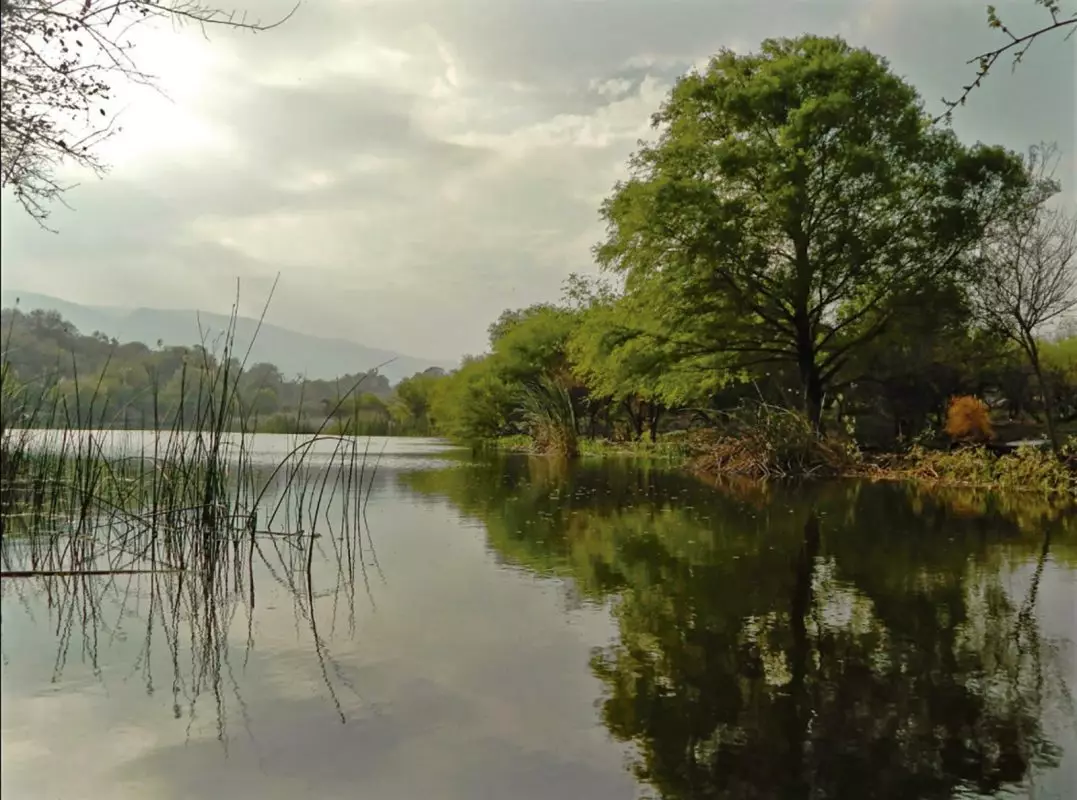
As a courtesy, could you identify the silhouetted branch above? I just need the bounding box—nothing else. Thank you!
[0,0,298,226]
[937,1,1076,123]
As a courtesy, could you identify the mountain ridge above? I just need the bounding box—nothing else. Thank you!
[0,290,455,384]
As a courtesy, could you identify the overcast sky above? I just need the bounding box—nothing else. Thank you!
[0,0,1073,362]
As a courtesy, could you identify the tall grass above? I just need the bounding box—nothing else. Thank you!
[1,284,383,572]
[691,402,859,478]
[1,287,391,738]
[519,377,579,458]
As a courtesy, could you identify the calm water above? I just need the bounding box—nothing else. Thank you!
[2,436,1076,799]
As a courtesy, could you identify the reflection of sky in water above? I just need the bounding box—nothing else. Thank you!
[2,453,1075,800]
[8,429,467,469]
[2,469,639,800]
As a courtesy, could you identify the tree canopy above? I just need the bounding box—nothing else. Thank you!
[596,35,1028,428]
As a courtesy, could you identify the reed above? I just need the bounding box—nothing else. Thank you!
[1,284,381,574]
[1,286,387,738]
[519,377,579,458]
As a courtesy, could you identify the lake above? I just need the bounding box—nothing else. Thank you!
[2,434,1075,799]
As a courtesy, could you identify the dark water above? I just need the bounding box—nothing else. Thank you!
[2,439,1075,799]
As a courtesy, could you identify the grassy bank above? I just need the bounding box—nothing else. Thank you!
[859,445,1072,494]
[492,432,692,461]
[485,404,1074,497]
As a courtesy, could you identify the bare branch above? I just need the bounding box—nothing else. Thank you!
[0,0,297,226]
[972,141,1077,450]
[937,1,1076,123]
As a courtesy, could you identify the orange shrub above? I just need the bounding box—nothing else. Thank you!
[945,395,994,443]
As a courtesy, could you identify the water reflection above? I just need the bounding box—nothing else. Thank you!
[403,456,1077,799]
[4,445,1074,798]
[1,456,387,749]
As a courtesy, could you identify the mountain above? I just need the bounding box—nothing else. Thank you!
[0,290,455,384]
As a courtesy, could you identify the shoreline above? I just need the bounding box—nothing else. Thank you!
[488,435,1076,498]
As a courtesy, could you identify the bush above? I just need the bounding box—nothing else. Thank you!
[945,395,993,444]
[900,444,1071,494]
[691,403,859,478]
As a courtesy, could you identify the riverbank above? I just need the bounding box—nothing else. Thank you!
[853,444,1073,494]
[489,432,1075,497]
[491,433,692,460]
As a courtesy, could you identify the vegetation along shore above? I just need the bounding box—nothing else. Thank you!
[5,35,1077,500]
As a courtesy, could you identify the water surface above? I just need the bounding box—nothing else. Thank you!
[3,437,1075,799]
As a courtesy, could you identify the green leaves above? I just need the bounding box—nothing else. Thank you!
[597,34,1025,426]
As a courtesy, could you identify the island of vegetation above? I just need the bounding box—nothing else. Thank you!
[4,35,1076,497]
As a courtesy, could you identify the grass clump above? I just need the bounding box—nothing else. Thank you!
[492,434,535,452]
[691,403,859,479]
[892,444,1072,494]
[491,432,691,461]
[519,378,579,458]
[577,433,691,461]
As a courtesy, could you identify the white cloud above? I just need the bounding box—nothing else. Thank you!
[1,0,1073,362]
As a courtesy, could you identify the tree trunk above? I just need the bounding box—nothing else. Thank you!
[623,398,644,441]
[795,317,824,433]
[1028,345,1061,455]
[648,405,662,443]
[799,360,824,433]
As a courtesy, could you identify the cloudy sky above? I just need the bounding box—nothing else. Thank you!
[1,0,1073,363]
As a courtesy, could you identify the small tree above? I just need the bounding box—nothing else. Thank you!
[974,143,1077,453]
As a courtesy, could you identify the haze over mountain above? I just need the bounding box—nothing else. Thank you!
[0,291,455,384]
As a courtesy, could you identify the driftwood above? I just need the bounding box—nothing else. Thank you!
[1,568,184,578]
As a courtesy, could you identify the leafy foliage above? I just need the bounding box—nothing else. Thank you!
[428,356,513,442]
[596,35,1027,428]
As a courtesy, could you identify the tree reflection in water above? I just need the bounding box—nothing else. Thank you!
[404,456,1076,799]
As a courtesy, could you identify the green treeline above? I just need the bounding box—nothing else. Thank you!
[5,36,1075,452]
[410,36,1077,453]
[0,306,446,435]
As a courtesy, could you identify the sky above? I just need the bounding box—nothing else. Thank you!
[0,0,1073,363]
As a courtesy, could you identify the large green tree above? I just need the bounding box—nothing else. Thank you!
[597,35,1027,429]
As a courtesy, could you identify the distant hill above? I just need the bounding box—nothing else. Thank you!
[0,290,455,384]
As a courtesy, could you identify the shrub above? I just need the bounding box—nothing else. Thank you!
[944,395,994,444]
[900,444,1071,494]
[691,403,859,478]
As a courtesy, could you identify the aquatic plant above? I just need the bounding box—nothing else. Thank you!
[0,286,381,569]
[691,403,859,479]
[519,377,579,458]
[886,444,1073,495]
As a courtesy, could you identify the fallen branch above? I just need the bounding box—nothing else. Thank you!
[1,567,184,577]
